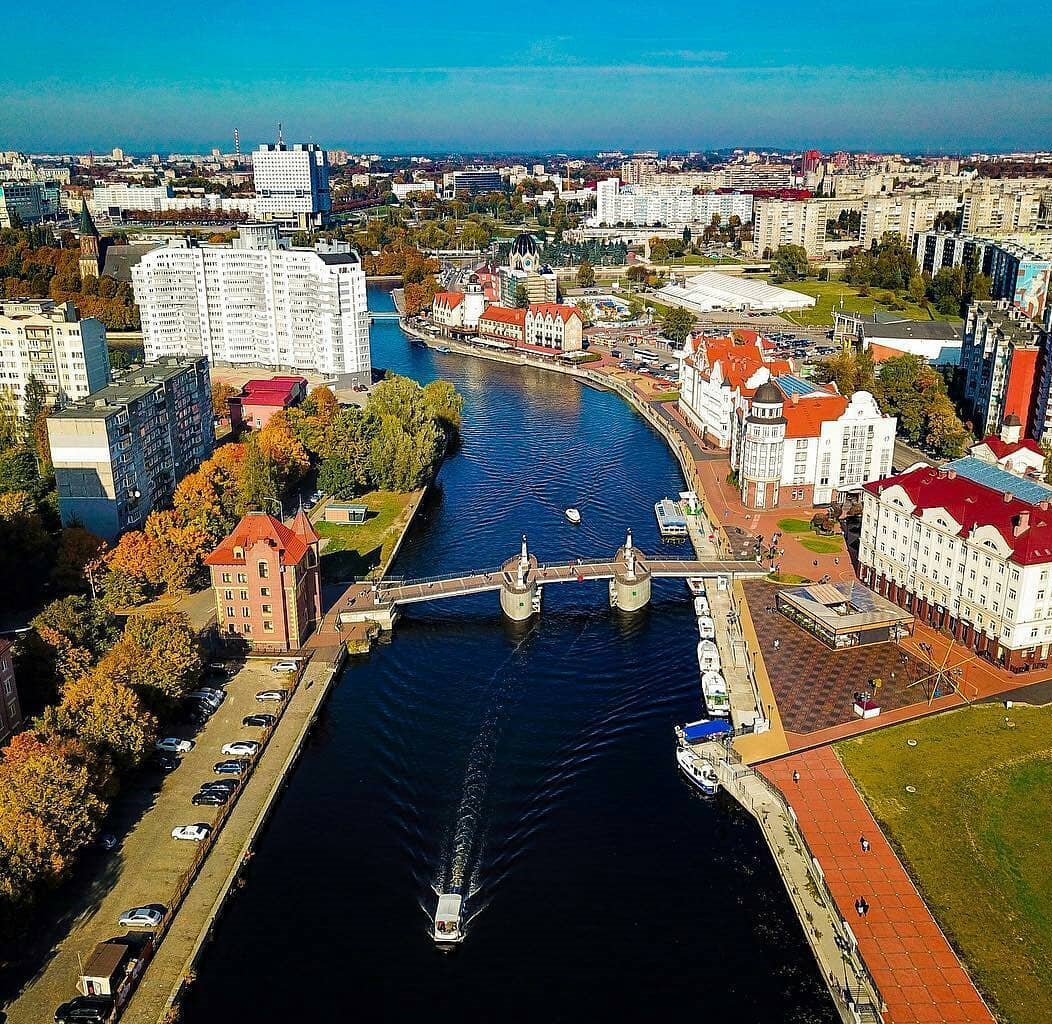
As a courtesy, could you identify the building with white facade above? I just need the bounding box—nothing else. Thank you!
[859,193,954,248]
[252,143,331,229]
[655,273,816,315]
[595,178,753,228]
[132,224,370,384]
[89,183,256,220]
[523,304,583,351]
[47,357,214,541]
[0,299,110,416]
[431,283,487,334]
[858,438,1052,673]
[751,197,833,258]
[391,180,436,201]
[962,180,1047,234]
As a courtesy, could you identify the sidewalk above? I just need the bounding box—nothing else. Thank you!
[760,748,995,1024]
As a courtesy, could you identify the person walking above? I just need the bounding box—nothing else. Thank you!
[860,835,870,852]
[792,769,800,784]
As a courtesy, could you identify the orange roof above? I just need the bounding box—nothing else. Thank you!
[289,507,320,545]
[527,303,580,323]
[434,291,464,309]
[782,394,849,437]
[480,305,526,326]
[205,512,310,567]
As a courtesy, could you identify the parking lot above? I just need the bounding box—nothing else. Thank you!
[8,660,295,1024]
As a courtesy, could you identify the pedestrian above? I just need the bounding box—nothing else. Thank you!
[792,769,800,784]
[860,835,870,852]
[860,897,869,917]
[773,638,780,651]
[834,557,840,566]
[813,559,819,567]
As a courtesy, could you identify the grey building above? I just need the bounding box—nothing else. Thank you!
[47,357,215,540]
[450,168,503,196]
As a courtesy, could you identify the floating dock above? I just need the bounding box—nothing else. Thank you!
[654,498,688,537]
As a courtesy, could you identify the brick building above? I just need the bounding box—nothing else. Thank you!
[205,510,322,652]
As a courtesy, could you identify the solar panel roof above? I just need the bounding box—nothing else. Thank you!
[943,457,1052,506]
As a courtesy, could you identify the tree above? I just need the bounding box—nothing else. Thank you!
[211,381,239,421]
[650,240,669,263]
[928,266,965,314]
[106,610,202,710]
[20,375,47,443]
[769,245,810,282]
[421,379,463,435]
[236,443,280,514]
[514,283,529,309]
[682,226,692,246]
[660,306,695,345]
[51,527,106,596]
[575,261,595,288]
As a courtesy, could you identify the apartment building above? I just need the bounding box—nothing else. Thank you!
[478,306,527,346]
[595,178,753,228]
[0,640,22,746]
[858,447,1052,672]
[205,510,322,653]
[961,180,1046,234]
[252,142,331,229]
[449,168,503,196]
[523,304,584,352]
[750,197,828,257]
[132,224,371,384]
[47,356,215,540]
[725,164,793,190]
[0,299,110,417]
[859,193,954,248]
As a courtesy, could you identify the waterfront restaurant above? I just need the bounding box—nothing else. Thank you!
[776,581,914,650]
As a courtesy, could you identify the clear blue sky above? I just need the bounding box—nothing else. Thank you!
[6,0,1051,154]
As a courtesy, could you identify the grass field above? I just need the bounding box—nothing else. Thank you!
[315,489,417,582]
[838,704,1052,1024]
[774,280,953,328]
[777,518,813,533]
[798,536,843,554]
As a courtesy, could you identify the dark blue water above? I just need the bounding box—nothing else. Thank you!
[184,284,834,1022]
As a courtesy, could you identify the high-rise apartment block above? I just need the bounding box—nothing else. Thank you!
[132,224,371,384]
[47,356,214,540]
[0,298,110,417]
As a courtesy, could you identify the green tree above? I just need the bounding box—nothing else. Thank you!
[769,245,810,282]
[514,283,529,309]
[236,443,280,513]
[575,261,595,288]
[660,305,695,345]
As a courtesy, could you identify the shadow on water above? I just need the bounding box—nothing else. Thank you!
[180,282,837,1024]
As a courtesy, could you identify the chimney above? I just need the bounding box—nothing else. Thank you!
[1000,414,1023,445]
[947,469,957,480]
[1041,500,1050,511]
[791,393,800,405]
[1015,511,1031,536]
[1004,492,1013,503]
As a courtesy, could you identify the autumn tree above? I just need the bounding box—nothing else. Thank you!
[211,381,239,421]
[51,526,106,596]
[575,261,595,288]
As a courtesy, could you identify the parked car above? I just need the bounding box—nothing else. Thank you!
[221,741,260,757]
[156,737,193,753]
[96,832,118,851]
[200,779,238,794]
[192,790,230,806]
[54,996,114,1023]
[270,660,299,673]
[255,690,288,703]
[190,688,225,705]
[242,714,276,728]
[119,906,165,929]
[172,824,211,842]
[213,759,249,775]
[154,753,180,772]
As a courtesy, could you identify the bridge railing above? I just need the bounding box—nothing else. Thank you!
[376,565,507,589]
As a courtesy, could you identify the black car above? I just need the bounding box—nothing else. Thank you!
[242,714,276,728]
[200,779,238,794]
[154,753,180,772]
[55,995,114,1023]
[191,789,230,806]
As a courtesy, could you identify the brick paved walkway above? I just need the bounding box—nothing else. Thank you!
[761,748,996,1024]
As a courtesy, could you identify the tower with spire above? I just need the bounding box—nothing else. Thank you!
[78,200,102,282]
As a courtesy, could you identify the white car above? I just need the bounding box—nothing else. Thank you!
[171,824,211,842]
[156,737,193,754]
[255,690,288,703]
[221,741,260,757]
[270,660,299,673]
[119,906,165,929]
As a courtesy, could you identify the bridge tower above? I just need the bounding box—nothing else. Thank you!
[499,533,540,621]
[609,528,652,612]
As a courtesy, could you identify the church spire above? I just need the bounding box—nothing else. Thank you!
[79,199,99,239]
[78,200,102,282]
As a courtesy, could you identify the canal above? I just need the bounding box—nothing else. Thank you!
[183,284,836,1022]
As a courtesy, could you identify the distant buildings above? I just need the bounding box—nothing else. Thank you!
[391,180,436,201]
[228,376,308,431]
[449,167,503,196]
[132,224,370,385]
[205,510,322,652]
[858,194,952,248]
[594,178,753,228]
[0,180,62,226]
[47,356,214,541]
[251,142,331,229]
[751,197,830,258]
[0,298,110,417]
[0,640,23,747]
[859,438,1052,673]
[832,311,962,365]
[655,273,816,315]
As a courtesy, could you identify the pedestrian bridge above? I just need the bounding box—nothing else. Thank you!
[336,530,765,628]
[369,311,402,320]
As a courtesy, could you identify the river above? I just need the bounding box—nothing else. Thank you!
[183,284,836,1022]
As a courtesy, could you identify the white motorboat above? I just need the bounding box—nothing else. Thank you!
[693,594,710,617]
[686,577,706,597]
[697,640,721,672]
[697,615,716,640]
[701,671,731,716]
[676,746,719,796]
[433,893,464,945]
[565,507,581,524]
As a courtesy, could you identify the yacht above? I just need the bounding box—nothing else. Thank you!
[701,671,731,717]
[433,893,464,945]
[435,345,452,354]
[697,640,721,672]
[565,508,581,524]
[686,577,706,597]
[676,746,719,795]
[693,594,710,617]
[697,615,716,640]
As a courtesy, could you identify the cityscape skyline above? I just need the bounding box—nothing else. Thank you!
[5,0,1052,153]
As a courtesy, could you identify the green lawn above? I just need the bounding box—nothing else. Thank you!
[766,572,810,584]
[773,280,955,328]
[777,518,813,534]
[798,536,843,554]
[838,705,1052,1024]
[315,489,416,583]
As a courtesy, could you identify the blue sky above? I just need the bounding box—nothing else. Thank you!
[5,0,1051,153]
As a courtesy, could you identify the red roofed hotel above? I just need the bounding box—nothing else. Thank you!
[205,509,322,652]
[478,305,527,346]
[859,423,1052,672]
[523,303,583,351]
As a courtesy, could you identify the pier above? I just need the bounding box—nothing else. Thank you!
[329,530,766,630]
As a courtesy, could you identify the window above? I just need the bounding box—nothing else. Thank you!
[237,573,248,583]
[240,590,249,601]
[258,561,269,579]
[261,587,271,597]
[221,573,231,583]
[226,606,234,617]
[243,624,252,634]
[264,621,274,632]
[224,590,232,601]
[262,604,272,615]
[242,607,250,617]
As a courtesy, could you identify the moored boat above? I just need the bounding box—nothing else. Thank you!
[701,671,731,716]
[686,577,706,596]
[697,615,716,640]
[697,640,721,672]
[676,746,719,795]
[693,594,710,617]
[433,893,464,945]
[565,507,581,524]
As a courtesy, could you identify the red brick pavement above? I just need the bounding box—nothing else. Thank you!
[761,748,996,1024]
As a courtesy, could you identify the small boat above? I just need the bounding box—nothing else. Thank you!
[686,577,706,596]
[701,671,731,717]
[697,615,716,640]
[676,718,733,745]
[693,594,710,617]
[433,893,464,945]
[697,640,721,672]
[676,746,719,796]
[435,345,452,354]
[565,508,581,524]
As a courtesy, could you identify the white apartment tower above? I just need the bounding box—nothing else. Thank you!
[132,225,371,384]
[252,142,331,229]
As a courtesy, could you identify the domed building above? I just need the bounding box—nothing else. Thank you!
[498,232,558,307]
[509,232,540,273]
[739,380,787,509]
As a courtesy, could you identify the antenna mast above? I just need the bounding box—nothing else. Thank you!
[277,122,285,147]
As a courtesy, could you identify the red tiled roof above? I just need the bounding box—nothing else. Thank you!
[433,291,464,309]
[205,513,309,566]
[782,394,849,437]
[527,303,580,323]
[239,377,307,407]
[479,305,526,326]
[863,465,1052,564]
[977,435,1044,459]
